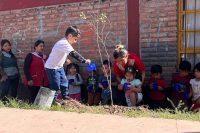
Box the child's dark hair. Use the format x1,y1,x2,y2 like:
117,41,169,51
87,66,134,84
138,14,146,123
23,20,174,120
179,60,191,72
125,66,137,75
66,63,80,73
34,40,44,49
65,26,81,37
66,63,80,81
151,64,162,74
1,39,11,48
193,62,200,72
103,60,112,67
113,45,128,59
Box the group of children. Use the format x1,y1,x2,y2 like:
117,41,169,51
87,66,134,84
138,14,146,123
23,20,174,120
145,61,200,112
62,60,117,106
0,25,199,112
62,59,200,112
0,38,200,112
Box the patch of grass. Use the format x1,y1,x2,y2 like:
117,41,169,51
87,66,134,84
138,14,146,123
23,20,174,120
126,109,200,121
0,99,199,121
0,99,39,109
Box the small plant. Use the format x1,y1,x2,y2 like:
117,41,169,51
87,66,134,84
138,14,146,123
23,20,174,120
80,1,114,105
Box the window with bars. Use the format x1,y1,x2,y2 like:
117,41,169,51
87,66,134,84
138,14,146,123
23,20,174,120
178,0,200,67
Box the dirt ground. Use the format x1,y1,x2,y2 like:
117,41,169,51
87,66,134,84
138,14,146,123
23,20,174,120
0,108,200,133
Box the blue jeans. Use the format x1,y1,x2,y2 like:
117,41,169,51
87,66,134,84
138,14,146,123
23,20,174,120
45,67,68,99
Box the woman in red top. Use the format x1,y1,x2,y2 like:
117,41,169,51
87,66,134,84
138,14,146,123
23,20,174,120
113,45,146,84
112,45,145,106
24,40,49,103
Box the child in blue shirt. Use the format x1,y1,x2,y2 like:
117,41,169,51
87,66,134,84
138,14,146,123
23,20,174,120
98,60,117,105
118,66,143,107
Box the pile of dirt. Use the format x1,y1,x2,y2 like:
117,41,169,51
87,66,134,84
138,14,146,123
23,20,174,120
103,105,149,114
55,99,149,114
55,99,86,109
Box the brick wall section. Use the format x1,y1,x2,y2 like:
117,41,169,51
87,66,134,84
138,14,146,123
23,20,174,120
139,0,178,84
0,0,127,80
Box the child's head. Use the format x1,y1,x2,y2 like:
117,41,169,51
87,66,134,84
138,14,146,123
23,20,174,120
65,26,80,45
179,60,191,76
102,60,112,75
67,63,79,75
1,39,12,52
124,66,137,82
193,62,200,80
151,64,162,80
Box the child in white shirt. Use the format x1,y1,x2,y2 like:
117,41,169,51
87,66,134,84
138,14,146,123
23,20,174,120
190,63,200,112
118,66,143,107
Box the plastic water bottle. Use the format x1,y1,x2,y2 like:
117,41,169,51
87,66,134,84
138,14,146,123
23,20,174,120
123,83,131,91
68,79,74,85
175,83,181,92
152,81,158,91
101,80,109,88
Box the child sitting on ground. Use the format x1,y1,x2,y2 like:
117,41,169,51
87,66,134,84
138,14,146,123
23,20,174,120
171,60,192,108
148,65,167,109
118,66,143,107
66,63,83,101
98,60,117,105
190,63,200,112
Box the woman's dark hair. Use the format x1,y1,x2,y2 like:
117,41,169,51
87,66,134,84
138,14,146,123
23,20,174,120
113,45,128,59
1,39,11,48
179,60,191,72
65,26,81,37
193,62,200,72
151,64,162,74
34,40,44,49
125,66,137,75
1,39,15,58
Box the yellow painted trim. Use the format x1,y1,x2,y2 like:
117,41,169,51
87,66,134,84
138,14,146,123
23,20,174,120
178,0,200,63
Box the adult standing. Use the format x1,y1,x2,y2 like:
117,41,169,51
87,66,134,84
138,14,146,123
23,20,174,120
24,40,49,103
0,39,20,100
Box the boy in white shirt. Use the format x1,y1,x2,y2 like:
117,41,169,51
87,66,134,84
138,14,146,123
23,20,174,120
45,26,90,100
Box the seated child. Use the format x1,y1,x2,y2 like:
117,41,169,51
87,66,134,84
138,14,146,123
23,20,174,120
190,63,200,112
87,70,101,106
98,60,117,105
148,65,167,109
118,66,143,107
171,60,192,108
66,63,83,101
